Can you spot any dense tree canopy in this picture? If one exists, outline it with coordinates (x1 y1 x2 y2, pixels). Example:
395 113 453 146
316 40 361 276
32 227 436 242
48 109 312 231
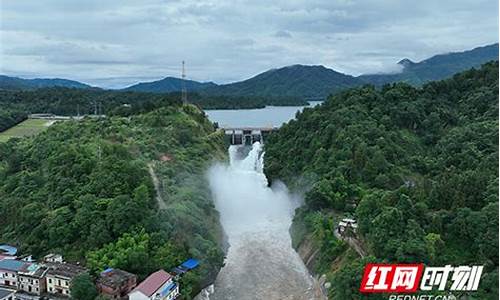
71 273 98 300
265 61 499 299
0 104 226 298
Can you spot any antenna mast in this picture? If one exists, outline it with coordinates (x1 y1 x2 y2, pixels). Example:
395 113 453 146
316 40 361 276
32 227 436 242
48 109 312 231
181 60 188 104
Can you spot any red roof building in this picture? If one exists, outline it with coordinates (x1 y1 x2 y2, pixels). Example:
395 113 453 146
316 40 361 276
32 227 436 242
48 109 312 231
128 270 179 300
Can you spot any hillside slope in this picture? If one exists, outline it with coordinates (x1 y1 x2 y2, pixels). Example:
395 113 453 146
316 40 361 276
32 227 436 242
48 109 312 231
264 62 499 299
0 104 226 297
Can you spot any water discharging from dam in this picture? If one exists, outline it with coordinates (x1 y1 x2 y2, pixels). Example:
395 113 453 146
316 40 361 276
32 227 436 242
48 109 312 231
199 142 321 300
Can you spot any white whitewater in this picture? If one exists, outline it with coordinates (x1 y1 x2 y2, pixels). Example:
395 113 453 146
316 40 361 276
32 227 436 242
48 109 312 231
198 142 321 300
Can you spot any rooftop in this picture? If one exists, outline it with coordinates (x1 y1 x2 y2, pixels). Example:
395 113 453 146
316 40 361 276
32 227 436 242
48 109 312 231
131 270 172 297
0 254 14 261
0 259 27 272
98 268 136 288
19 263 48 278
342 218 356 223
0 288 15 299
181 258 199 270
0 245 17 256
44 253 63 261
47 263 86 279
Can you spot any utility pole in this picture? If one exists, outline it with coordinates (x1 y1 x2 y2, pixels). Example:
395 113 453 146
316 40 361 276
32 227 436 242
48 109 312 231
181 60 188 104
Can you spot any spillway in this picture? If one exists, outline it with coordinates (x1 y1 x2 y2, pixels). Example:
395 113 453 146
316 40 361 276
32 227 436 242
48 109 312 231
199 142 322 300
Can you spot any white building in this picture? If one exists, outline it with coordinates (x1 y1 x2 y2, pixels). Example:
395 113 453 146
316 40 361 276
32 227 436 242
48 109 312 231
43 254 63 264
337 218 358 236
17 263 48 295
46 263 86 297
0 260 27 288
128 270 179 300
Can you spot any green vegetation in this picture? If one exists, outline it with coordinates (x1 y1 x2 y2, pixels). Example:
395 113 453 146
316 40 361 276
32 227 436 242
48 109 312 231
0 88 181 117
0 119 52 142
360 43 499 86
123 76 217 93
0 88 307 129
0 104 226 298
0 109 26 133
202 44 498 100
202 64 361 100
71 273 98 300
0 75 92 90
265 62 499 299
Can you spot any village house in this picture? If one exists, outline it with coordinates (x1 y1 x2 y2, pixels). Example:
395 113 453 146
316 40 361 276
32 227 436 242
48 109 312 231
337 218 358 236
0 259 27 288
128 270 179 300
43 254 63 264
46 263 86 297
97 268 137 299
17 263 48 295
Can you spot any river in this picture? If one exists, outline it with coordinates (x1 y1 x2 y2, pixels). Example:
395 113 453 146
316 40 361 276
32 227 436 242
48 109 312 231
197 103 325 300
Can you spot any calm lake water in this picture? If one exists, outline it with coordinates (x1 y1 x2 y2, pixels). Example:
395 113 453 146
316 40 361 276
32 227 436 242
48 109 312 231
204 101 322 128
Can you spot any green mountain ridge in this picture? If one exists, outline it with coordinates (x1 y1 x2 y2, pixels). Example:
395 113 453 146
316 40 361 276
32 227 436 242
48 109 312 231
359 43 499 86
2 43 497 100
123 76 217 93
0 75 94 90
201 64 362 100
264 62 499 299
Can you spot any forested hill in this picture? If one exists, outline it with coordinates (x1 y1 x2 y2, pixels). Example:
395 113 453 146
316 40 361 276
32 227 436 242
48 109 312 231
201 64 361 100
123 77 217 93
359 43 499 86
264 62 499 299
0 75 93 90
201 44 498 99
0 104 226 297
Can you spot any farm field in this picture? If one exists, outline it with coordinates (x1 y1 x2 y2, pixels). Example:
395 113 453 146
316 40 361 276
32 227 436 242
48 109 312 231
0 119 55 142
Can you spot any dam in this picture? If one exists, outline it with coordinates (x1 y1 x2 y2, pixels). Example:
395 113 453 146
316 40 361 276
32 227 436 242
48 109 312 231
223 127 277 145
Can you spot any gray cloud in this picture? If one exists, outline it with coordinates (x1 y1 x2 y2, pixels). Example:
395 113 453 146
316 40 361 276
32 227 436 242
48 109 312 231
274 30 292 38
0 0 498 88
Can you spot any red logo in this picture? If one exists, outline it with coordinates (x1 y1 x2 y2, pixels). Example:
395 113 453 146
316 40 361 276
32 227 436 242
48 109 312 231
360 264 424 293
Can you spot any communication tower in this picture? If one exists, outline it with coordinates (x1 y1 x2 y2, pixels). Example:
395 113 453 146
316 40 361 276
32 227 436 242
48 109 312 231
181 61 188 104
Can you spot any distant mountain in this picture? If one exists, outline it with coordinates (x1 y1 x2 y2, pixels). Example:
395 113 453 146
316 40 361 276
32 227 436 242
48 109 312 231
201 44 498 100
359 43 499 85
0 75 93 90
123 77 217 93
201 65 362 100
2 43 496 100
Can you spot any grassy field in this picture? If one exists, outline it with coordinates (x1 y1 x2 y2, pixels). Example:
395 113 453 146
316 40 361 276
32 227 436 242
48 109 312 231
0 119 55 142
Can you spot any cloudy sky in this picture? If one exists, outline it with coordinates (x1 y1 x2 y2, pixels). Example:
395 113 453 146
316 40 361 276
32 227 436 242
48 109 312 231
0 0 498 88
